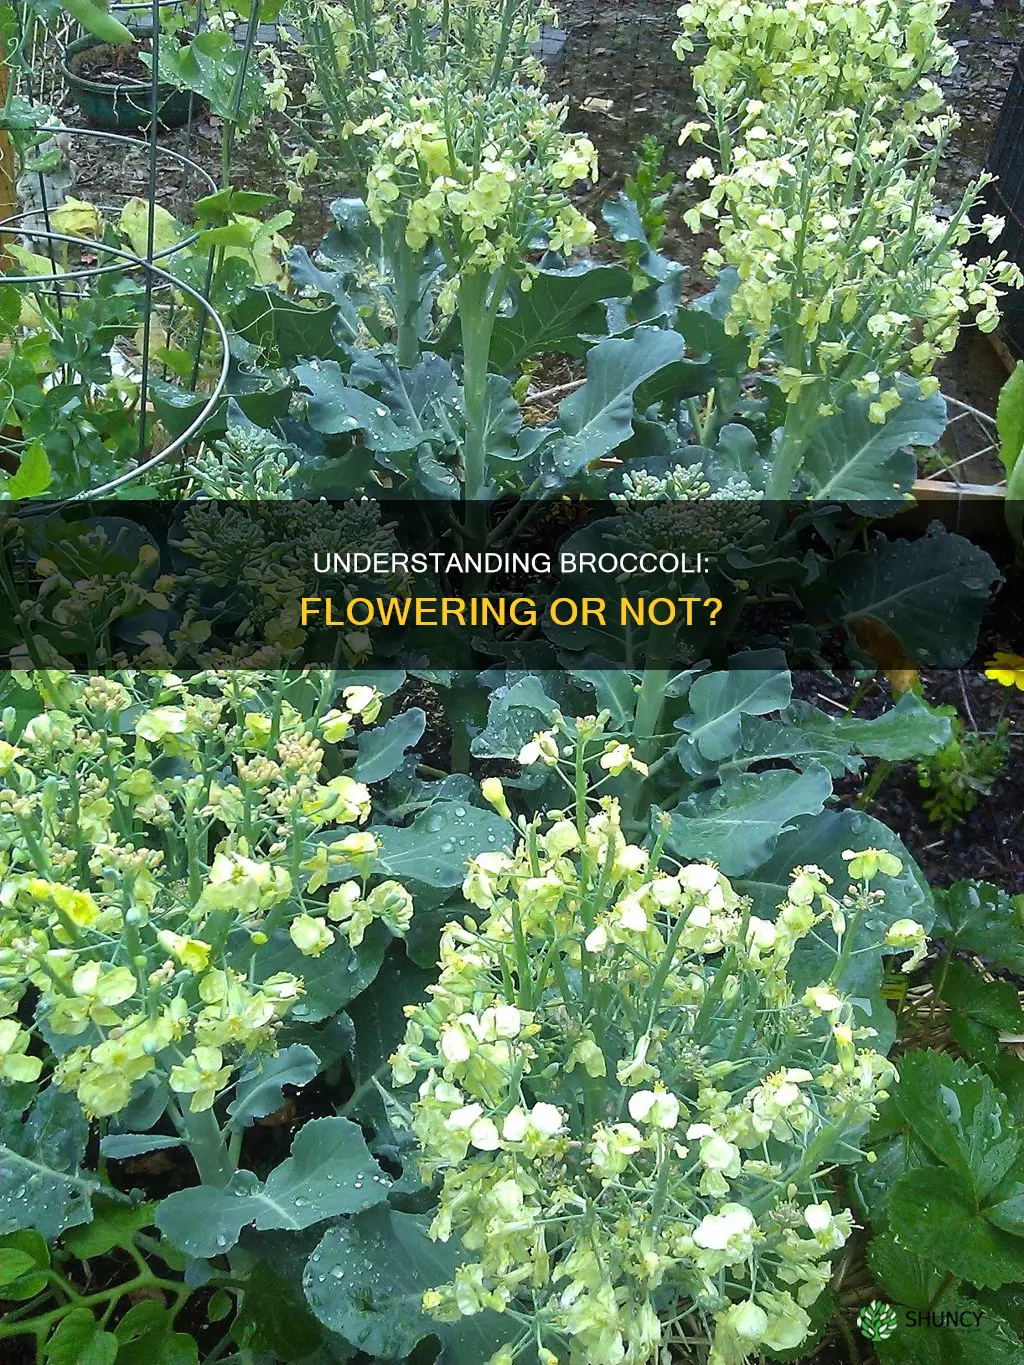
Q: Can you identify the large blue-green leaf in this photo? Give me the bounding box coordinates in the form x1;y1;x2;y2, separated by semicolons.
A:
231;283;347;364
227;1044;321;1132
287;246;363;345
568;665;639;730
353;708;426;783
477;374;525;485
735;694;950;777
490;262;632;369
533;327;692;488
156;1118;388;1258
0;1087;97;1239
675;651;791;762
344;948;434;1161
295;360;425;453
801;381;946;499
665;763;831;875
369;801;512;887
737;807;933;1008
830;524;1000;665
471;674;562;759
349;351;462;445
252;923;388;1023
791;693;950;760
304;1206;521;1362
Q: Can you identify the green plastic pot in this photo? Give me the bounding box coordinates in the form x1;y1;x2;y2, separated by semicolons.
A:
60;33;202;132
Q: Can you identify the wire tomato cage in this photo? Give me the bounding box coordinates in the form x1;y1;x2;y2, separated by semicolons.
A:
0;225;228;499
5;122;217;258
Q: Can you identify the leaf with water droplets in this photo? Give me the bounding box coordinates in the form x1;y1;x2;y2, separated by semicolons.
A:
889;1165;1024;1290
830;524;1000;666
294;360;423;452
368;801;511;887
471;674;561;760
892;1052;1020;1201
0;1086;97;1239
251;922;388;1022
303;1206;519;1361
932;881;1024;976
157;1118;389;1258
675;650;791;763
666;763;831;876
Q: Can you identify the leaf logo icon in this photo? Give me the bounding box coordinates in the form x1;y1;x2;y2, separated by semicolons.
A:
858;1300;899;1341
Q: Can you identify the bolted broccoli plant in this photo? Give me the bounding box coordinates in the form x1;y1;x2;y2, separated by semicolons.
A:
389;732;923;1365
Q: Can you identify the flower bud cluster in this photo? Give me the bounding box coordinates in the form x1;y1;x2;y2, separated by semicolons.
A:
0;670;413;1120
266;0;554;199
362;77;598;310
393;770;911;1365
674;0;1021;425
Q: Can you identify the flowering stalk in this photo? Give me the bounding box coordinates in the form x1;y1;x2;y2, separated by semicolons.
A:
395;745;919;1365
0;671;413;1128
675;0;1022;491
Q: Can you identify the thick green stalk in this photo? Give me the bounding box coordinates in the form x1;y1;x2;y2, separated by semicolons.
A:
181;1104;235;1188
393;237;422;368
766;411;810;503
459;271;495;508
633;622;676;760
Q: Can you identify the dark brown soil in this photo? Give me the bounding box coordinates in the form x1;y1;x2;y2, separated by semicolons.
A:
800;666;1024;891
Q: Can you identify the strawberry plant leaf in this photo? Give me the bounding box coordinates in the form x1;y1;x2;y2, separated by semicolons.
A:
891;1052;1019;1196
876;1296;1024;1365
940;960;1024;1033
868;1232;950;1308
888;1167;1024;1289
932;882;1024;974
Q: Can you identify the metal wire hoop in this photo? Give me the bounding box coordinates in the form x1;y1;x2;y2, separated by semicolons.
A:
936;392;1003;491
0;228;230;499
1;124;217;263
